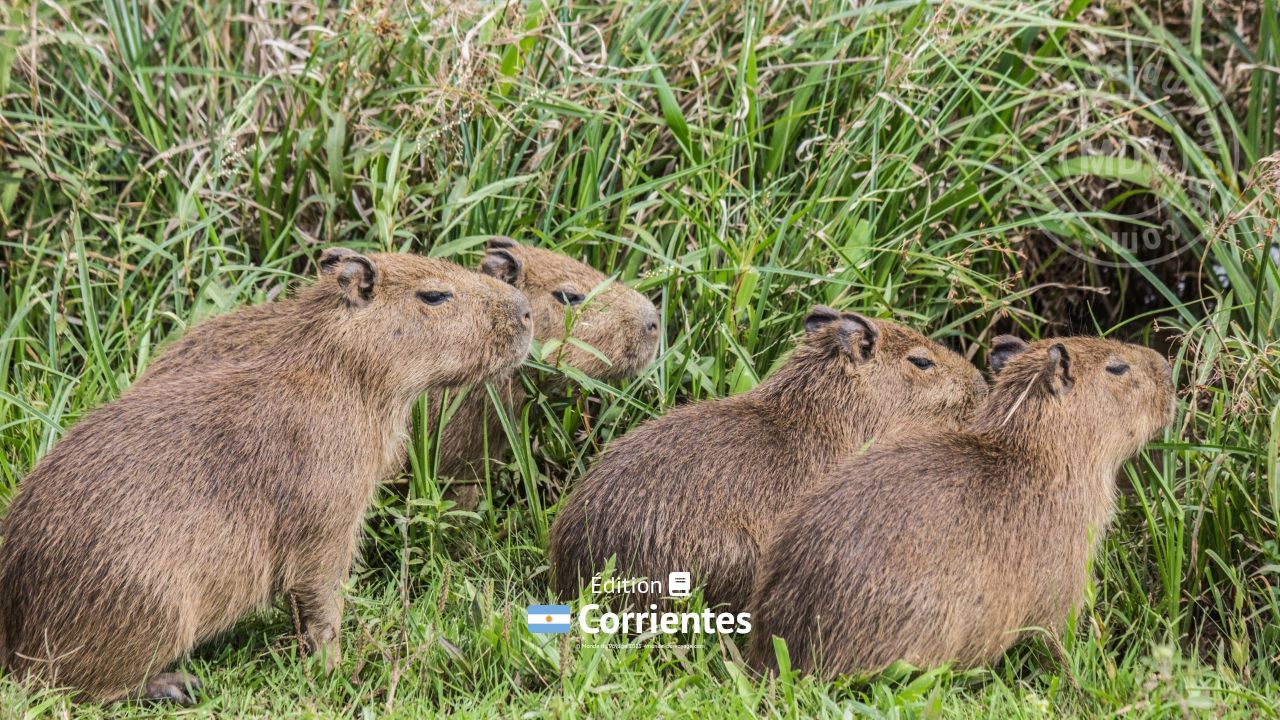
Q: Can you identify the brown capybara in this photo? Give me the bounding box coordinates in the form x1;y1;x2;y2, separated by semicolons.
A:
0;249;532;704
431;238;661;506
548;306;988;610
746;336;1176;678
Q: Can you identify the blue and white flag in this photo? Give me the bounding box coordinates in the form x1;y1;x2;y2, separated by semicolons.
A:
527;604;571;633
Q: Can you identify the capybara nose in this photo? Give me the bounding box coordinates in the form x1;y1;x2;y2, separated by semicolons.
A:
514;296;532;329
1151;354;1172;381
641;307;661;336
972;370;989;398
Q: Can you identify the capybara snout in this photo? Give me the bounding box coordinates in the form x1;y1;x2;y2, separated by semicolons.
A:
477;274;534;374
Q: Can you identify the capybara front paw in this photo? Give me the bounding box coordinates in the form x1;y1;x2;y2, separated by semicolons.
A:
142;671;202;705
304;627;341;673
315;638;341;673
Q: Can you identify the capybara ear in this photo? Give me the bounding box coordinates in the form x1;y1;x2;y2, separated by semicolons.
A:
487;235;519;250
803;306;840;333
481;248;523;286
836;312;879;362
319;247;377;307
989;335;1029;374
1041;342;1074;395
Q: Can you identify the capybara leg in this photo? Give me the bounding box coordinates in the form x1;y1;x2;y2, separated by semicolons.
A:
139;671;202;705
1040;629;1081;690
292;576;344;673
305;621;340;673
442;480;483;511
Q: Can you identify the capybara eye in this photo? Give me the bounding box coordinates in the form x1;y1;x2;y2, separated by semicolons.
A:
417;290;453;305
1106;361;1130;376
553;290;585;306
908;356;935;370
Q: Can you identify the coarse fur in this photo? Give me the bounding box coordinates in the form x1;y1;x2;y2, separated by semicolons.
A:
0;250;532;703
746;336;1176;678
430;238;661;504
548;307;988;610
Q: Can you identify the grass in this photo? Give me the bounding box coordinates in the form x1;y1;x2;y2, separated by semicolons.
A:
1;0;1279;716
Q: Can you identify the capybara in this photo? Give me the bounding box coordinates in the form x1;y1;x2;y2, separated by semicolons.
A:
0;249;532;703
431;238;661;505
549;306;988;610
747;336;1175;678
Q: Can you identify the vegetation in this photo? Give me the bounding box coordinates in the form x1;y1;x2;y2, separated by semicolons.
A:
1;0;1277;716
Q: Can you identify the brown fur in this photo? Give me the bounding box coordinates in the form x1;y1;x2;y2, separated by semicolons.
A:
548;307;987;610
746;337;1175;678
0;250;532;703
431;238;660;503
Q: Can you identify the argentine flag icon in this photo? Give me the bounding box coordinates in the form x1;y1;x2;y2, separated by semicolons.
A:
527;604;571;633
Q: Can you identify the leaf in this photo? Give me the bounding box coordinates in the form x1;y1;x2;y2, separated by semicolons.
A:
1051;156;1160;187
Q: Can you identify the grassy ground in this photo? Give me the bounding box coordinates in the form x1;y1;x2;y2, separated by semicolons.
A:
2;0;1279;716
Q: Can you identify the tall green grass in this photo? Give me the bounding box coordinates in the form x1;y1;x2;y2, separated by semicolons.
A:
1;0;1277;716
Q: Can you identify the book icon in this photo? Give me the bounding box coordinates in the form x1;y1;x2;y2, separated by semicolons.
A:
668;571;691;597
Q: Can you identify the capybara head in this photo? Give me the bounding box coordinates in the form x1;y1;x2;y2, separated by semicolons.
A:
983;335;1176;456
477;238;660;380
316;248;532;392
794;306;988;431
